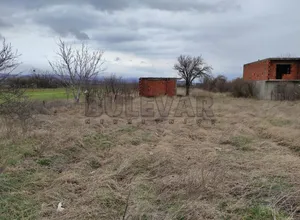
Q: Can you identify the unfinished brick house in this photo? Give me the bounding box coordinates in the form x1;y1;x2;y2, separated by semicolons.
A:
243;58;300;100
243;58;300;81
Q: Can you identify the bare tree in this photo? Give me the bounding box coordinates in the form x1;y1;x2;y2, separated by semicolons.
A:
49;39;105;103
174;55;212;96
0;38;21;83
0;39;33;133
84;75;139;116
103;74;123;101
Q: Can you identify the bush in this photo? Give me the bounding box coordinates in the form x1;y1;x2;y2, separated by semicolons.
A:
0;87;34;133
199;76;256;98
199;75;231;93
230;78;256;98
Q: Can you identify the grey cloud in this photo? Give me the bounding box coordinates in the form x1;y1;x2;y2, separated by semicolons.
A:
1;0;300;78
137;0;241;12
133;65;172;76
86;0;241;12
32;7;98;40
103;40;181;58
70;29;90;40
0;0;241;42
93;30;144;44
20;1;242;58
0;0;240;12
0;18;12;28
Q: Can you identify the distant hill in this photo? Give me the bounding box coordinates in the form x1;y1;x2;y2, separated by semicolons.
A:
0;72;140;83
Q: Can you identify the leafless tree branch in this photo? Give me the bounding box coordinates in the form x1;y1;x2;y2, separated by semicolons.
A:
174;55;212;96
0;38;21;83
49;39;105;103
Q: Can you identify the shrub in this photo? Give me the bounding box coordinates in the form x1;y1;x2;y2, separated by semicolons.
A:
200;75;231;93
0;87;34;132
230;78;256;98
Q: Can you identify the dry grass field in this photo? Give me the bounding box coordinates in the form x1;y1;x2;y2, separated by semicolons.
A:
1;89;300;220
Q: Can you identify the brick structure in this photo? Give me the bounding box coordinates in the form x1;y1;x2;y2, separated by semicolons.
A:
139;77;177;97
243;58;300;81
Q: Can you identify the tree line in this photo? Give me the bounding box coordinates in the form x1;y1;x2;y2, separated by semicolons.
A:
6;72;64;89
0;37;260;102
173;55;257;97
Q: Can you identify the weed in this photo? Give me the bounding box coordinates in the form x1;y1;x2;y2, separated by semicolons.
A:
36;158;52;166
6;159;18;166
240;205;288;220
88;158;101;169
131;139;141;146
83;133;113;149
269;118;292;127
134;183;157;208
289;144;300;153
141;132;155;143
231;135;253;151
117;125;138;134
94;187;126;218
219;201;229;210
23;150;38;158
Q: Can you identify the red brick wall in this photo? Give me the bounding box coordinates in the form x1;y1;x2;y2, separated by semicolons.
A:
147;80;166;96
139;79;177;97
243;60;269;80
244;60;300;81
269;61;300;80
166;80;176;96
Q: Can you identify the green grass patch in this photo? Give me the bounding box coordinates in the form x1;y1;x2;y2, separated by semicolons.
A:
141;132;155;143
88;158;102;169
134;183;157;203
36;158;52;166
223;177;292;220
240;205;288;220
117;125;139;134
231;136;253;151
269;118;292;127
94;187;126;218
0;140;38;168
24;88;68;101
131;182;185;220
0;192;39;220
0;170;40;220
83;133;114;150
247;177;292;202
35;155;66;168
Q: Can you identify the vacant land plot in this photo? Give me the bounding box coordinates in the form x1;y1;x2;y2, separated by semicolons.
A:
1;90;300;219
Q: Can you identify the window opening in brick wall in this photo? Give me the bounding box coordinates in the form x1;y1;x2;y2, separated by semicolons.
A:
276;64;291;79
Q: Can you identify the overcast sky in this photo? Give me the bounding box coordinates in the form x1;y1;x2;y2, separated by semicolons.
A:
0;0;299;79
